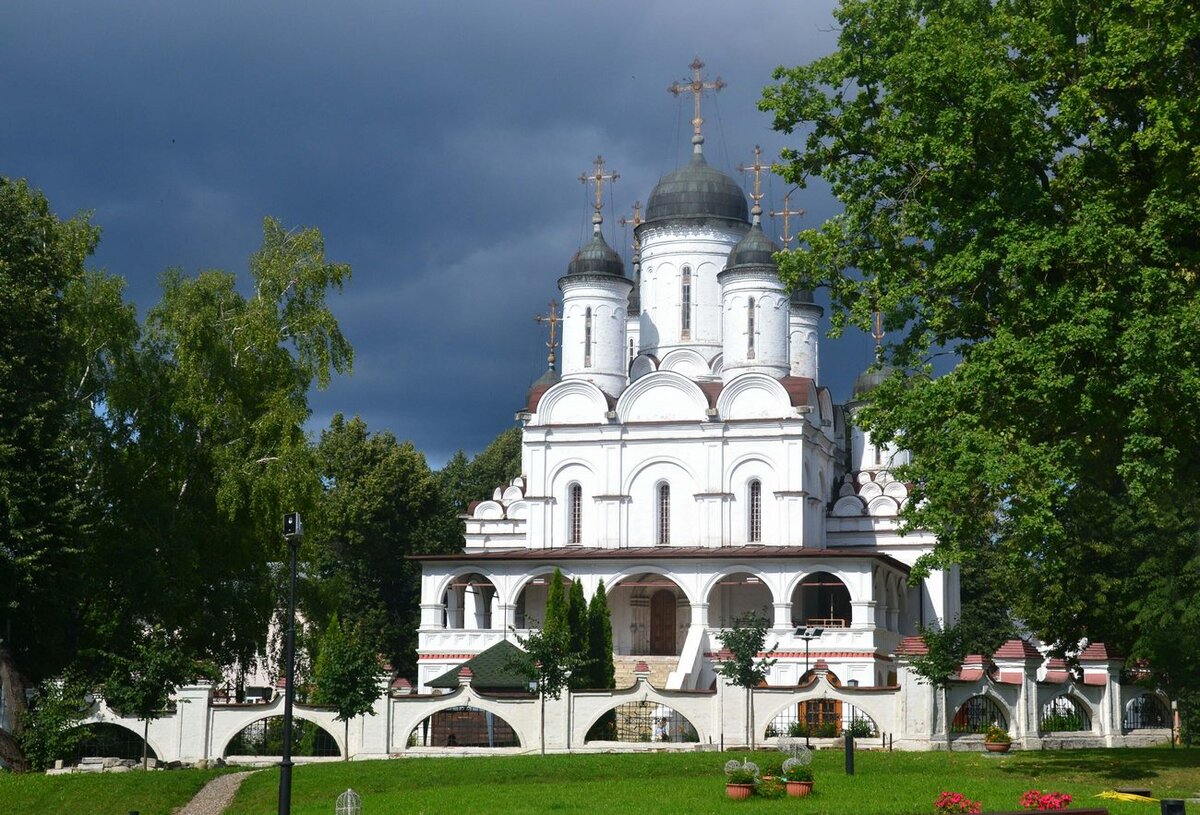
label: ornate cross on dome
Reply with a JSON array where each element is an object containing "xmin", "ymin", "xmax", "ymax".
[
  {"xmin": 770, "ymin": 191, "xmax": 806, "ymax": 248},
  {"xmin": 872, "ymin": 307, "xmax": 886, "ymax": 362},
  {"xmin": 737, "ymin": 145, "xmax": 769, "ymax": 219},
  {"xmin": 668, "ymin": 57, "xmax": 726, "ymax": 139},
  {"xmin": 580, "ymin": 155, "xmax": 619, "ymax": 229},
  {"xmin": 534, "ymin": 301, "xmax": 561, "ymax": 371},
  {"xmin": 619, "ymin": 200, "xmax": 644, "ymax": 250}
]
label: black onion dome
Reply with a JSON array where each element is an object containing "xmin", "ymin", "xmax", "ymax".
[
  {"xmin": 644, "ymin": 152, "xmax": 749, "ymax": 225},
  {"xmin": 725, "ymin": 220, "xmax": 780, "ymax": 269},
  {"xmin": 852, "ymin": 364, "xmax": 895, "ymax": 399},
  {"xmin": 565, "ymin": 230, "xmax": 626, "ymax": 278},
  {"xmin": 790, "ymin": 287, "xmax": 815, "ymax": 305}
]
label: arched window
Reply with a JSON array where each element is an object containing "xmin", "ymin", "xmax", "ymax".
[
  {"xmin": 584, "ymin": 307, "xmax": 593, "ymax": 367},
  {"xmin": 656, "ymin": 483, "xmax": 670, "ymax": 545},
  {"xmin": 568, "ymin": 483, "xmax": 582, "ymax": 545},
  {"xmin": 747, "ymin": 297, "xmax": 756, "ymax": 359},
  {"xmin": 680, "ymin": 266, "xmax": 692, "ymax": 338},
  {"xmin": 748, "ymin": 480, "xmax": 762, "ymax": 542},
  {"xmin": 629, "ymin": 337, "xmax": 635, "ymax": 363}
]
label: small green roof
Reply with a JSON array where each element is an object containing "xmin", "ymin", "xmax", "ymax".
[{"xmin": 426, "ymin": 639, "xmax": 533, "ymax": 691}]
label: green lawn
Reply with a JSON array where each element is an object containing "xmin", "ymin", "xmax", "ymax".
[
  {"xmin": 0, "ymin": 766, "xmax": 230, "ymax": 815},
  {"xmin": 224, "ymin": 747, "xmax": 1200, "ymax": 815}
]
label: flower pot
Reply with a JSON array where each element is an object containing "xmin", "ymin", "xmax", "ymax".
[
  {"xmin": 726, "ymin": 783, "xmax": 755, "ymax": 800},
  {"xmin": 984, "ymin": 741, "xmax": 1012, "ymax": 753},
  {"xmin": 785, "ymin": 781, "xmax": 813, "ymax": 797}
]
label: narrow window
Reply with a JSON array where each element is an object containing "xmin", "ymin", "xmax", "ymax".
[
  {"xmin": 568, "ymin": 484, "xmax": 582, "ymax": 544},
  {"xmin": 584, "ymin": 307, "xmax": 593, "ymax": 368},
  {"xmin": 680, "ymin": 266, "xmax": 692, "ymax": 338},
  {"xmin": 657, "ymin": 483, "xmax": 671, "ymax": 545},
  {"xmin": 874, "ymin": 442, "xmax": 882, "ymax": 466},
  {"xmin": 747, "ymin": 297, "xmax": 756, "ymax": 359},
  {"xmin": 748, "ymin": 480, "xmax": 762, "ymax": 542},
  {"xmin": 629, "ymin": 337, "xmax": 635, "ymax": 364}
]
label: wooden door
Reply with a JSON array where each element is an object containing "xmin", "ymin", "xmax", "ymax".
[{"xmin": 650, "ymin": 590, "xmax": 676, "ymax": 655}]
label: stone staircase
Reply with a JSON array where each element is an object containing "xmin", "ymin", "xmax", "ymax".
[{"xmin": 613, "ymin": 655, "xmax": 677, "ymax": 689}]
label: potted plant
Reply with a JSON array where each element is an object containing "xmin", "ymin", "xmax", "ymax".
[
  {"xmin": 984, "ymin": 724, "xmax": 1013, "ymax": 753},
  {"xmin": 758, "ymin": 757, "xmax": 784, "ymax": 782},
  {"xmin": 725, "ymin": 767, "xmax": 758, "ymax": 799},
  {"xmin": 782, "ymin": 764, "xmax": 814, "ymax": 797}
]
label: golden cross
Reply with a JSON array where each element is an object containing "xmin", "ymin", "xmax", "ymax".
[
  {"xmin": 769, "ymin": 191, "xmax": 806, "ymax": 248},
  {"xmin": 872, "ymin": 308, "xmax": 885, "ymax": 362},
  {"xmin": 737, "ymin": 145, "xmax": 769, "ymax": 211},
  {"xmin": 580, "ymin": 155, "xmax": 619, "ymax": 220},
  {"xmin": 668, "ymin": 57, "xmax": 726, "ymax": 138},
  {"xmin": 619, "ymin": 200, "xmax": 644, "ymax": 250},
  {"xmin": 534, "ymin": 302, "xmax": 561, "ymax": 370}
]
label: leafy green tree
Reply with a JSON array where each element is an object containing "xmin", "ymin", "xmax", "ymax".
[
  {"xmin": 98, "ymin": 626, "xmax": 202, "ymax": 769},
  {"xmin": 310, "ymin": 613, "xmax": 386, "ymax": 758},
  {"xmin": 305, "ymin": 414, "xmax": 458, "ymax": 682},
  {"xmin": 761, "ymin": 0, "xmax": 1200, "ymax": 708},
  {"xmin": 715, "ymin": 613, "xmax": 778, "ymax": 747},
  {"xmin": 0, "ymin": 180, "xmax": 98, "ymax": 754},
  {"xmin": 565, "ymin": 579, "xmax": 588, "ymax": 690},
  {"xmin": 440, "ymin": 426, "xmax": 523, "ymax": 514},
  {"xmin": 509, "ymin": 611, "xmax": 583, "ymax": 755},
  {"xmin": 0, "ymin": 180, "xmax": 354, "ymax": 770},
  {"xmin": 15, "ymin": 674, "xmax": 92, "ymax": 772},
  {"xmin": 586, "ymin": 580, "xmax": 615, "ymax": 691}
]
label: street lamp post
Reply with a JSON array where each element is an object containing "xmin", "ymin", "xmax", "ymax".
[
  {"xmin": 278, "ymin": 512, "xmax": 303, "ymax": 815},
  {"xmin": 795, "ymin": 626, "xmax": 824, "ymax": 748}
]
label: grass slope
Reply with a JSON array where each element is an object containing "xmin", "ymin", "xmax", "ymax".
[
  {"xmin": 0, "ymin": 767, "xmax": 229, "ymax": 815},
  {"xmin": 225, "ymin": 747, "xmax": 1200, "ymax": 815}
]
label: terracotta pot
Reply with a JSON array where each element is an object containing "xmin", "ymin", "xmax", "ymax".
[
  {"xmin": 984, "ymin": 741, "xmax": 1012, "ymax": 753},
  {"xmin": 726, "ymin": 783, "xmax": 755, "ymax": 800},
  {"xmin": 785, "ymin": 781, "xmax": 813, "ymax": 797}
]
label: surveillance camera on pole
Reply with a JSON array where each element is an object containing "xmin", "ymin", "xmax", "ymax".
[{"xmin": 283, "ymin": 511, "xmax": 303, "ymax": 541}]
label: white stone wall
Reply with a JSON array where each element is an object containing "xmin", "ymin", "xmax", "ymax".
[
  {"xmin": 719, "ymin": 271, "xmax": 789, "ymax": 380},
  {"xmin": 789, "ymin": 303, "xmax": 822, "ymax": 381}
]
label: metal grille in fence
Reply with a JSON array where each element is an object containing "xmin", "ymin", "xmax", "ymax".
[
  {"xmin": 951, "ymin": 695, "xmax": 1007, "ymax": 734},
  {"xmin": 1039, "ymin": 695, "xmax": 1091, "ymax": 732},
  {"xmin": 409, "ymin": 706, "xmax": 520, "ymax": 748},
  {"xmin": 1123, "ymin": 694, "xmax": 1170, "ymax": 730},
  {"xmin": 584, "ymin": 701, "xmax": 699, "ymax": 743},
  {"xmin": 224, "ymin": 717, "xmax": 340, "ymax": 757},
  {"xmin": 764, "ymin": 703, "xmax": 877, "ymax": 739}
]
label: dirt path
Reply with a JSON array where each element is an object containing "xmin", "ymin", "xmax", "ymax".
[{"xmin": 175, "ymin": 770, "xmax": 258, "ymax": 815}]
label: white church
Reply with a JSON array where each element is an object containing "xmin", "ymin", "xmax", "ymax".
[
  {"xmin": 412, "ymin": 72, "xmax": 954, "ymax": 697},
  {"xmin": 66, "ymin": 64, "xmax": 1165, "ymax": 763}
]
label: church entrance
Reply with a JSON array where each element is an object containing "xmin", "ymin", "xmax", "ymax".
[{"xmin": 649, "ymin": 590, "xmax": 676, "ymax": 655}]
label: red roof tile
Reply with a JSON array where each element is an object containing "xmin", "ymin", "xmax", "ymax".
[
  {"xmin": 992, "ymin": 638, "xmax": 1041, "ymax": 661},
  {"xmin": 896, "ymin": 635, "xmax": 929, "ymax": 656}
]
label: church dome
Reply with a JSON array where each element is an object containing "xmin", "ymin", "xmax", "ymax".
[
  {"xmin": 852, "ymin": 364, "xmax": 895, "ymax": 398},
  {"xmin": 724, "ymin": 220, "xmax": 779, "ymax": 269},
  {"xmin": 565, "ymin": 229, "xmax": 626, "ymax": 278},
  {"xmin": 790, "ymin": 287, "xmax": 815, "ymax": 305},
  {"xmin": 644, "ymin": 150, "xmax": 749, "ymax": 226}
]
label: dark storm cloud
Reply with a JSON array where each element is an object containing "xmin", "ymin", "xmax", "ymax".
[{"xmin": 3, "ymin": 0, "xmax": 880, "ymax": 466}]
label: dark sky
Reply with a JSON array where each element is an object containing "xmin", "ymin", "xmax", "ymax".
[{"xmin": 3, "ymin": 0, "xmax": 883, "ymax": 466}]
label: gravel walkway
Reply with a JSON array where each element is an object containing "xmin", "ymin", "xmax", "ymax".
[{"xmin": 176, "ymin": 770, "xmax": 258, "ymax": 815}]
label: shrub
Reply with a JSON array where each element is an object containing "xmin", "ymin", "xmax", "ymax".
[
  {"xmin": 849, "ymin": 717, "xmax": 876, "ymax": 737},
  {"xmin": 984, "ymin": 725, "xmax": 1011, "ymax": 744},
  {"xmin": 726, "ymin": 767, "xmax": 757, "ymax": 785},
  {"xmin": 758, "ymin": 778, "xmax": 786, "ymax": 799},
  {"xmin": 934, "ymin": 791, "xmax": 982, "ymax": 814},
  {"xmin": 1020, "ymin": 790, "xmax": 1072, "ymax": 810}
]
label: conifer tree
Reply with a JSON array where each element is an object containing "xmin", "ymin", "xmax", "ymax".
[
  {"xmin": 543, "ymin": 569, "xmax": 567, "ymax": 642},
  {"xmin": 587, "ymin": 580, "xmax": 615, "ymax": 690},
  {"xmin": 566, "ymin": 579, "xmax": 588, "ymax": 690}
]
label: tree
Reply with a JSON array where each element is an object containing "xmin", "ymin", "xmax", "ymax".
[
  {"xmin": 98, "ymin": 626, "xmax": 201, "ymax": 770},
  {"xmin": 15, "ymin": 674, "xmax": 92, "ymax": 773},
  {"xmin": 0, "ymin": 180, "xmax": 98, "ymax": 766},
  {"xmin": 509, "ymin": 612, "xmax": 582, "ymax": 755},
  {"xmin": 586, "ymin": 580, "xmax": 615, "ymax": 691},
  {"xmin": 543, "ymin": 569, "xmax": 567, "ymax": 645},
  {"xmin": 305, "ymin": 414, "xmax": 458, "ymax": 682},
  {"xmin": 0, "ymin": 181, "xmax": 355, "ymax": 769},
  {"xmin": 715, "ymin": 613, "xmax": 777, "ymax": 748},
  {"xmin": 565, "ymin": 579, "xmax": 589, "ymax": 690},
  {"xmin": 762, "ymin": 0, "xmax": 1200, "ymax": 714},
  {"xmin": 439, "ymin": 426, "xmax": 523, "ymax": 514},
  {"xmin": 310, "ymin": 613, "xmax": 386, "ymax": 758}
]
